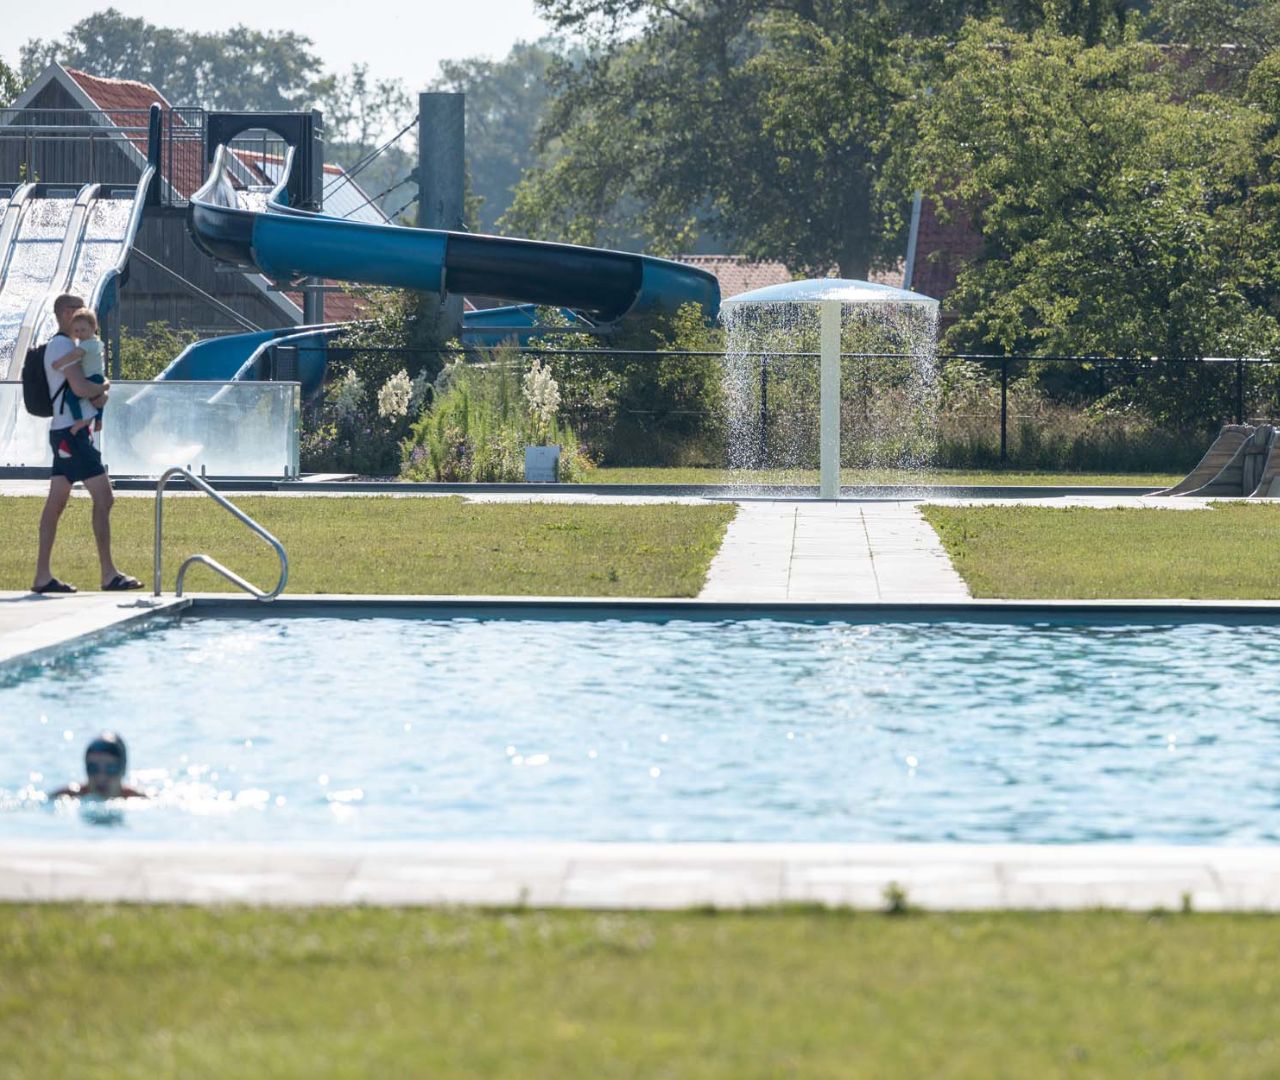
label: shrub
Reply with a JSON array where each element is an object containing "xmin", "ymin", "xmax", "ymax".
[
  {"xmin": 118, "ymin": 322, "xmax": 199, "ymax": 380},
  {"xmin": 401, "ymin": 348, "xmax": 592, "ymax": 482},
  {"xmin": 300, "ymin": 366, "xmax": 427, "ymax": 475}
]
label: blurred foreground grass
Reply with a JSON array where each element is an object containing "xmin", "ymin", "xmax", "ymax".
[{"xmin": 2, "ymin": 904, "xmax": 1278, "ymax": 1079}]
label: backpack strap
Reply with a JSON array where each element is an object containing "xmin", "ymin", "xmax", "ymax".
[{"xmin": 46, "ymin": 335, "xmax": 74, "ymax": 416}]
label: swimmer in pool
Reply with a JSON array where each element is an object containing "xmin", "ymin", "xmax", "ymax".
[{"xmin": 50, "ymin": 732, "xmax": 145, "ymax": 799}]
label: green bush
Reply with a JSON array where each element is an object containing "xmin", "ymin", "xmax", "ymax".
[
  {"xmin": 401, "ymin": 348, "xmax": 592, "ymax": 482},
  {"xmin": 118, "ymin": 322, "xmax": 199, "ymax": 380},
  {"xmin": 300, "ymin": 366, "xmax": 425, "ymax": 476}
]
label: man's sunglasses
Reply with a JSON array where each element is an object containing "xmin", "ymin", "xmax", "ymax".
[{"xmin": 86, "ymin": 760, "xmax": 123, "ymax": 777}]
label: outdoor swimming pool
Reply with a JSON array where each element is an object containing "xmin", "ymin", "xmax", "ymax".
[{"xmin": 3, "ymin": 610, "xmax": 1279, "ymax": 845}]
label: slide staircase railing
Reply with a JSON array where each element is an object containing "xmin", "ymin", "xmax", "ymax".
[{"xmin": 153, "ymin": 466, "xmax": 288, "ymax": 600}]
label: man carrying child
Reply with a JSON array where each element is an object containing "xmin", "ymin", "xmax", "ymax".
[{"xmin": 31, "ymin": 292, "xmax": 142, "ymax": 594}]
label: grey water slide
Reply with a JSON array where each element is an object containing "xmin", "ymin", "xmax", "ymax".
[{"xmin": 1151, "ymin": 423, "xmax": 1280, "ymax": 498}]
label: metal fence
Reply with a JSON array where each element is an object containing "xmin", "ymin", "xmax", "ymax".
[
  {"xmin": 0, "ymin": 106, "xmax": 204, "ymax": 206},
  {"xmin": 287, "ymin": 340, "xmax": 1280, "ymax": 470}
]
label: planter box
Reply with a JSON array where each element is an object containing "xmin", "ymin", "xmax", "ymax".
[{"xmin": 524, "ymin": 445, "xmax": 561, "ymax": 483}]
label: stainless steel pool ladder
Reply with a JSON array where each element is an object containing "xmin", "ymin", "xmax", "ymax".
[{"xmin": 153, "ymin": 466, "xmax": 288, "ymax": 600}]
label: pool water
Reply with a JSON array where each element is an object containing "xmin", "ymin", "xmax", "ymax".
[{"xmin": 2, "ymin": 612, "xmax": 1279, "ymax": 844}]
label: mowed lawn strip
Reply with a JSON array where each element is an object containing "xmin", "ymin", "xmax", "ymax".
[
  {"xmin": 0, "ymin": 496, "xmax": 734, "ymax": 597},
  {"xmin": 3, "ymin": 905, "xmax": 1279, "ymax": 1079},
  {"xmin": 923, "ymin": 502, "xmax": 1280, "ymax": 599},
  {"xmin": 595, "ymin": 466, "xmax": 1181, "ymax": 487}
]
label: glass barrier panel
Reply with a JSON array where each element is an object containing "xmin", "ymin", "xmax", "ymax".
[{"xmin": 0, "ymin": 381, "xmax": 300, "ymax": 477}]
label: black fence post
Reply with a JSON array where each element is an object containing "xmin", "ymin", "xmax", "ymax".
[
  {"xmin": 1236, "ymin": 358, "xmax": 1245, "ymax": 425},
  {"xmin": 1000, "ymin": 357, "xmax": 1009, "ymax": 465}
]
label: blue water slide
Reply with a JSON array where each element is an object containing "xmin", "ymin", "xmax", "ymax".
[
  {"xmin": 160, "ymin": 324, "xmax": 340, "ymax": 398},
  {"xmin": 186, "ymin": 144, "xmax": 720, "ymax": 333}
]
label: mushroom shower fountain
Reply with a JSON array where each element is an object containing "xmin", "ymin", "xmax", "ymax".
[{"xmin": 720, "ymin": 279, "xmax": 940, "ymax": 498}]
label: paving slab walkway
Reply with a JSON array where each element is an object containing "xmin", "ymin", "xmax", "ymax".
[{"xmin": 700, "ymin": 501, "xmax": 969, "ymax": 602}]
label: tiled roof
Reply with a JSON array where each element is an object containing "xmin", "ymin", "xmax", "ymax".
[
  {"xmin": 281, "ymin": 287, "xmax": 368, "ymax": 322},
  {"xmin": 63, "ymin": 68, "xmax": 207, "ymax": 198},
  {"xmin": 65, "ymin": 68, "xmax": 170, "ymax": 113},
  {"xmin": 675, "ymin": 255, "xmax": 793, "ymax": 299}
]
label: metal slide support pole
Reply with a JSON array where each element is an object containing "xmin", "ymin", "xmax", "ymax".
[
  {"xmin": 1236, "ymin": 358, "xmax": 1245, "ymax": 425},
  {"xmin": 418, "ymin": 92, "xmax": 466, "ymax": 340},
  {"xmin": 819, "ymin": 300, "xmax": 841, "ymax": 500}
]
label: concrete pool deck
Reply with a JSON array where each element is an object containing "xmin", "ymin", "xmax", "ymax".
[
  {"xmin": 2, "ymin": 840, "xmax": 1279, "ymax": 911},
  {"xmin": 0, "ymin": 592, "xmax": 188, "ymax": 668}
]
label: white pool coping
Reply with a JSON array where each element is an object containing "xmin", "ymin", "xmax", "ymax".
[{"xmin": 2, "ymin": 841, "xmax": 1277, "ymax": 910}]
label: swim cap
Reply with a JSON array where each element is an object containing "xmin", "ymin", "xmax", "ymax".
[{"xmin": 85, "ymin": 732, "xmax": 127, "ymax": 767}]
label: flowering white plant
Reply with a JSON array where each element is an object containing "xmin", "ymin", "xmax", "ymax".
[
  {"xmin": 522, "ymin": 358, "xmax": 561, "ymax": 428},
  {"xmin": 332, "ymin": 368, "xmax": 365, "ymax": 422},
  {"xmin": 377, "ymin": 369, "xmax": 412, "ymax": 420}
]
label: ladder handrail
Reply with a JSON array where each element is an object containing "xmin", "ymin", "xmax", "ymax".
[{"xmin": 153, "ymin": 466, "xmax": 288, "ymax": 600}]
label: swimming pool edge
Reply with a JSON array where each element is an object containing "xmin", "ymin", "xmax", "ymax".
[
  {"xmin": 8, "ymin": 592, "xmax": 1280, "ymax": 672},
  {"xmin": 1, "ymin": 840, "xmax": 1276, "ymax": 912},
  {"xmin": 0, "ymin": 594, "xmax": 192, "ymax": 670}
]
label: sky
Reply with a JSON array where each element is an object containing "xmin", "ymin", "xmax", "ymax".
[{"xmin": 6, "ymin": 0, "xmax": 557, "ymax": 91}]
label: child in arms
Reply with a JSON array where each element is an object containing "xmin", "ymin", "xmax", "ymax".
[{"xmin": 51, "ymin": 307, "xmax": 106, "ymax": 434}]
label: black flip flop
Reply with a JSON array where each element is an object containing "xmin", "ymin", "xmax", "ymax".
[
  {"xmin": 102, "ymin": 574, "xmax": 143, "ymax": 592},
  {"xmin": 32, "ymin": 578, "xmax": 77, "ymax": 594}
]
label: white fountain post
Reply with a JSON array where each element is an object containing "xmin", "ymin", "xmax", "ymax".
[{"xmin": 819, "ymin": 299, "xmax": 841, "ymax": 500}]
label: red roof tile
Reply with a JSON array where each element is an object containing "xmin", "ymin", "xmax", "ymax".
[
  {"xmin": 675, "ymin": 255, "xmax": 793, "ymax": 299},
  {"xmin": 282, "ymin": 286, "xmax": 368, "ymax": 322},
  {"xmin": 66, "ymin": 68, "xmax": 170, "ymax": 113}
]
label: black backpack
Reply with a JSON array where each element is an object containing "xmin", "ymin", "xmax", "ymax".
[{"xmin": 21, "ymin": 339, "xmax": 69, "ymax": 418}]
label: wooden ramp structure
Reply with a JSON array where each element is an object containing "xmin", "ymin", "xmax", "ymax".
[{"xmin": 1152, "ymin": 424, "xmax": 1280, "ymax": 498}]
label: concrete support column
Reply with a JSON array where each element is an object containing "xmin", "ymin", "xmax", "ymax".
[
  {"xmin": 418, "ymin": 92, "xmax": 465, "ymax": 340},
  {"xmin": 819, "ymin": 299, "xmax": 842, "ymax": 500}
]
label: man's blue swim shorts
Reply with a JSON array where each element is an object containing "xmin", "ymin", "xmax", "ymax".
[{"xmin": 49, "ymin": 426, "xmax": 106, "ymax": 483}]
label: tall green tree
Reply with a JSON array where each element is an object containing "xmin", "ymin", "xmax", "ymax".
[
  {"xmin": 20, "ymin": 8, "xmax": 326, "ymax": 110},
  {"xmin": 507, "ymin": 0, "xmax": 1145, "ymax": 274},
  {"xmin": 506, "ymin": 2, "xmax": 917, "ymax": 275},
  {"xmin": 912, "ymin": 20, "xmax": 1278, "ymax": 363},
  {"xmin": 432, "ymin": 39, "xmax": 568, "ymax": 233}
]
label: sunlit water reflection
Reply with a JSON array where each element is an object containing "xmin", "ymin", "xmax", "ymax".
[{"xmin": 2, "ymin": 614, "xmax": 1279, "ymax": 844}]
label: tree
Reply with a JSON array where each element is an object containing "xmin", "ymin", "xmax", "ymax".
[
  {"xmin": 0, "ymin": 57, "xmax": 19, "ymax": 107},
  {"xmin": 317, "ymin": 64, "xmax": 412, "ymax": 160},
  {"xmin": 314, "ymin": 64, "xmax": 415, "ymax": 220},
  {"xmin": 432, "ymin": 38, "xmax": 567, "ymax": 233},
  {"xmin": 912, "ymin": 21, "xmax": 1279, "ymax": 369},
  {"xmin": 20, "ymin": 8, "xmax": 326, "ymax": 110},
  {"xmin": 505, "ymin": 3, "xmax": 917, "ymax": 276},
  {"xmin": 505, "ymin": 0, "xmax": 1145, "ymax": 276}
]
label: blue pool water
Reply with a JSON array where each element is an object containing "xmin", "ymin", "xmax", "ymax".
[{"xmin": 2, "ymin": 612, "xmax": 1279, "ymax": 844}]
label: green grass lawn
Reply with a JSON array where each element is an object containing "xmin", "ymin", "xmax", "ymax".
[
  {"xmin": 924, "ymin": 502, "xmax": 1280, "ymax": 599},
  {"xmin": 0, "ymin": 496, "xmax": 734, "ymax": 597},
  {"xmin": 593, "ymin": 466, "xmax": 1180, "ymax": 487},
  {"xmin": 3, "ymin": 905, "xmax": 1278, "ymax": 1079}
]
